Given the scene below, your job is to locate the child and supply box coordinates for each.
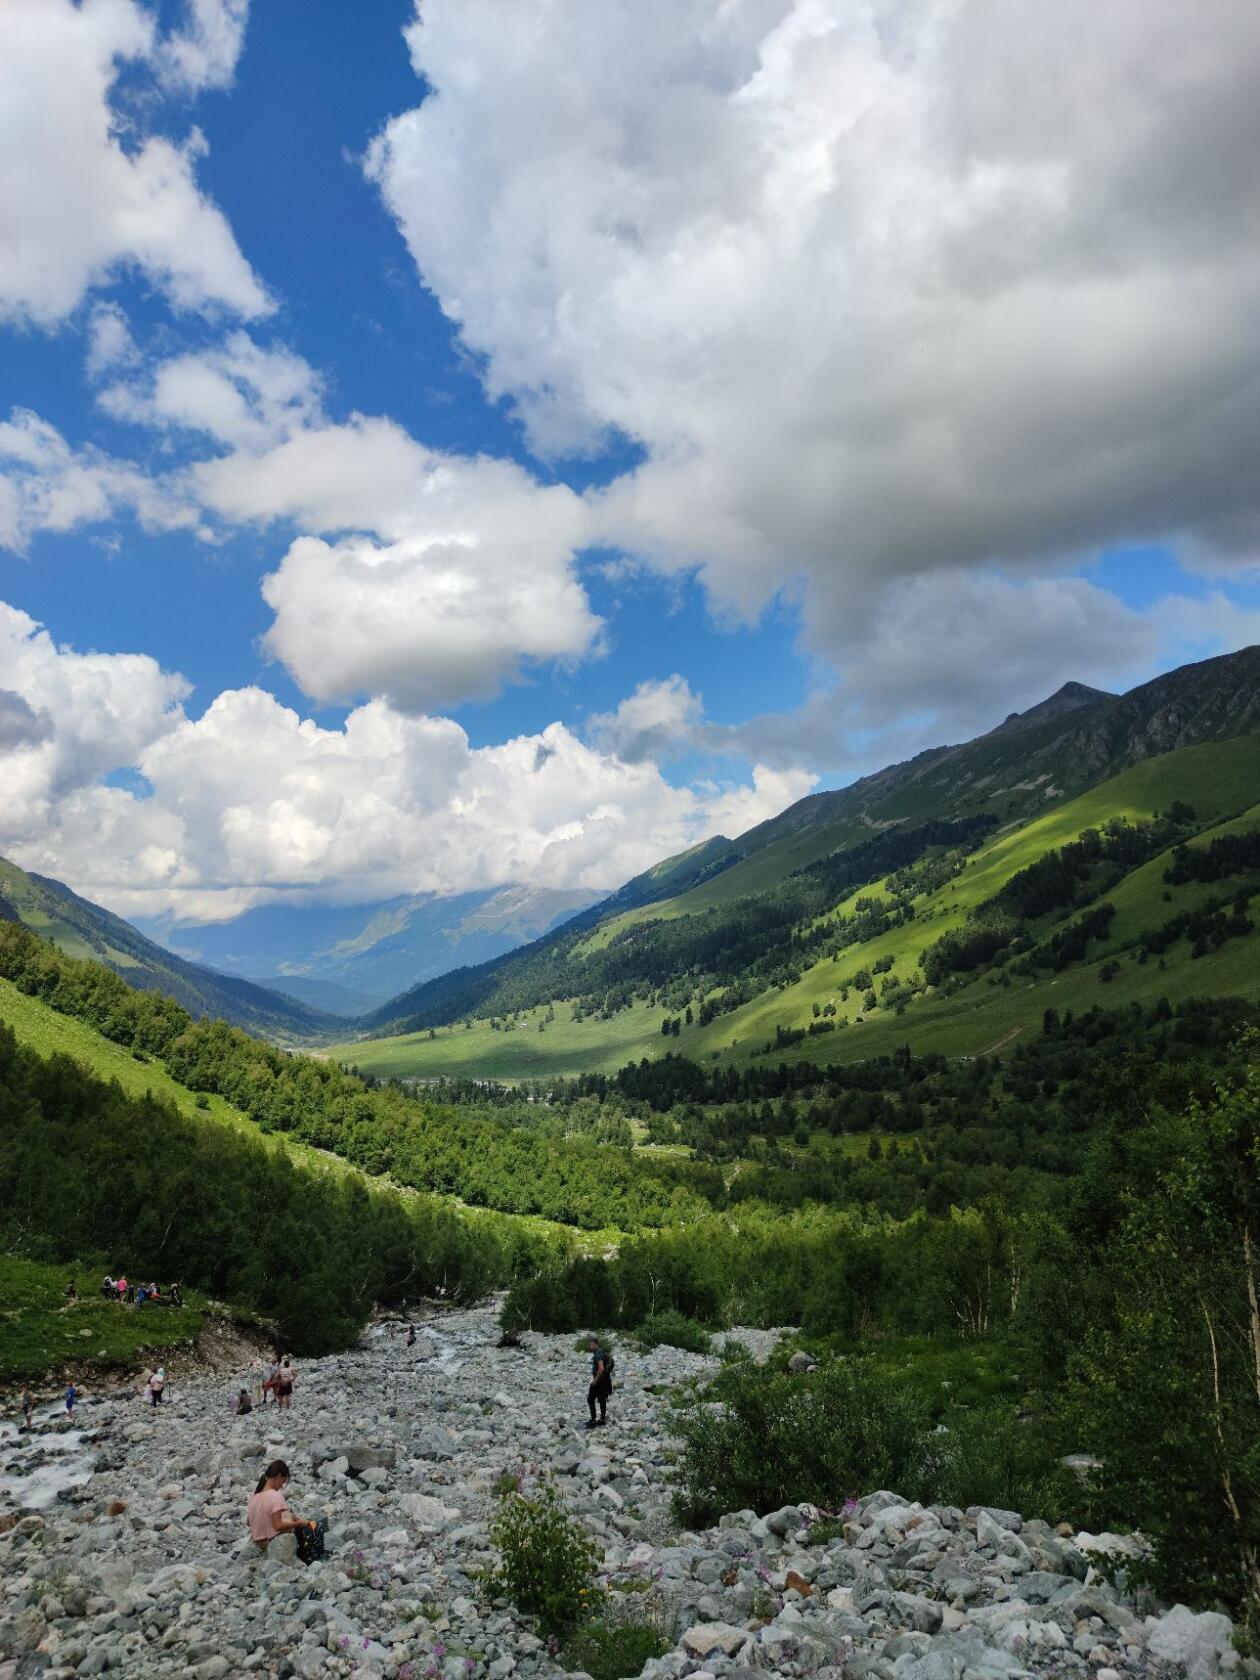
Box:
[65,1382,77,1419]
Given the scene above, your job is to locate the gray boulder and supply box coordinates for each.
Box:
[1145,1604,1237,1680]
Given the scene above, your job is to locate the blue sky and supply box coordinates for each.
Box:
[1,0,1257,922]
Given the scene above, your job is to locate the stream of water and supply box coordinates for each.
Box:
[0,1402,97,1511]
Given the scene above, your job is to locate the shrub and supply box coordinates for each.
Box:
[489,1482,603,1637]
[563,1605,673,1680]
[634,1310,712,1354]
[932,1404,1078,1521]
[671,1358,943,1526]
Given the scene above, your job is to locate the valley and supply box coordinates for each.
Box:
[3,646,1259,1657]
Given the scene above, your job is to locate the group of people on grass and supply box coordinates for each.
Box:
[85,1274,183,1308]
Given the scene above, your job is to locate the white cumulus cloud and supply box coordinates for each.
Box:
[195,410,603,711]
[369,0,1260,656]
[0,603,809,920]
[0,0,266,326]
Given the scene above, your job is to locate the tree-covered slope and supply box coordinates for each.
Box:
[339,731,1260,1081]
[348,648,1260,1067]
[0,855,337,1039]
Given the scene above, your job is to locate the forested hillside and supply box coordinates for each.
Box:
[341,742,1260,1081]
[340,652,1260,1085]
[0,855,335,1039]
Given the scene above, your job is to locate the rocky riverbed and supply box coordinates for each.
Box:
[0,1305,1247,1680]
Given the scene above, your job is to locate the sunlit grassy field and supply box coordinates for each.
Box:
[0,1254,206,1385]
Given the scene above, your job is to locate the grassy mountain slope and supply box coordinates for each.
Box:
[339,732,1260,1081]
[588,649,1259,932]
[0,857,335,1039]
[358,648,1260,1049]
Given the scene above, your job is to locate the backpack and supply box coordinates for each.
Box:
[296,1519,327,1565]
[605,1352,616,1385]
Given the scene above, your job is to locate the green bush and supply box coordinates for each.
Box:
[489,1482,604,1637]
[634,1310,712,1354]
[563,1606,673,1680]
[672,1358,943,1526]
[933,1404,1079,1521]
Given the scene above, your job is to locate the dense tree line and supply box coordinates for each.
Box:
[503,1048,1260,1619]
[1165,827,1260,885]
[0,1024,553,1353]
[0,924,713,1231]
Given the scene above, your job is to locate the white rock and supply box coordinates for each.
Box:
[1145,1604,1237,1680]
[680,1622,749,1658]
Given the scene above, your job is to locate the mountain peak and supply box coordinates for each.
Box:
[990,679,1114,737]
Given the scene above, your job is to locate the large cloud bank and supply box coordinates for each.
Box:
[369,0,1260,662]
[0,605,810,918]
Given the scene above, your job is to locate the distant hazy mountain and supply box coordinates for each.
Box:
[0,857,335,1039]
[136,884,601,1014]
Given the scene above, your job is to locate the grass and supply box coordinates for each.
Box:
[0,1254,206,1385]
[0,976,618,1265]
[336,995,668,1081]
[335,739,1260,1083]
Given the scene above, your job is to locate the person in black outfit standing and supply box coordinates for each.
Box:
[585,1336,612,1429]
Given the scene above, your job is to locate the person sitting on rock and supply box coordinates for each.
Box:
[247,1460,319,1557]
[234,1387,253,1415]
[585,1336,613,1430]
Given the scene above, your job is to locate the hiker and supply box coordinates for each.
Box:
[234,1387,253,1415]
[135,1283,147,1308]
[101,1274,114,1300]
[20,1387,34,1432]
[406,1323,416,1347]
[169,1282,184,1308]
[262,1358,281,1405]
[276,1357,296,1410]
[246,1460,322,1556]
[65,1382,77,1419]
[585,1336,613,1430]
[116,1275,128,1302]
[64,1278,77,1301]
[146,1367,166,1407]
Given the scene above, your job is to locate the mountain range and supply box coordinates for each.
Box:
[333,644,1260,1080]
[134,883,600,1015]
[0,857,334,1038]
[2,645,1258,1061]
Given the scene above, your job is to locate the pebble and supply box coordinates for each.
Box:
[0,1306,1246,1680]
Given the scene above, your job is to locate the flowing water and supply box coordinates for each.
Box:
[0,1401,97,1510]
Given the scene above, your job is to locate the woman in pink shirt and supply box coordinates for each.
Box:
[246,1460,318,1551]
